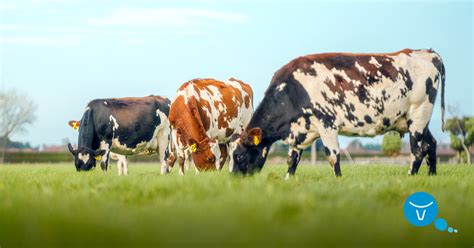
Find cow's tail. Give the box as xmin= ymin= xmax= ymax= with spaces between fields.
xmin=439 ymin=59 xmax=446 ymax=132
xmin=431 ymin=49 xmax=446 ymax=132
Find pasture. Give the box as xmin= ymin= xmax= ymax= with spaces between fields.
xmin=0 ymin=163 xmax=472 ymax=247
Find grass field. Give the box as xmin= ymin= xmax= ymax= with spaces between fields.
xmin=0 ymin=163 xmax=472 ymax=247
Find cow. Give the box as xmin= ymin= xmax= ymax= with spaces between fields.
xmin=67 ymin=96 xmax=172 ymax=174
xmin=168 ymin=78 xmax=253 ymax=174
xmin=68 ymin=120 xmax=129 ymax=175
xmin=231 ymin=49 xmax=445 ymax=178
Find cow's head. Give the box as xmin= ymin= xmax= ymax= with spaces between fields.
xmin=188 ymin=137 xmax=220 ymax=170
xmin=231 ymin=127 xmax=269 ymax=175
xmin=67 ymin=143 xmax=106 ymax=171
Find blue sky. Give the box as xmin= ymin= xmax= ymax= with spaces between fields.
xmin=1 ymin=0 xmax=472 ymax=147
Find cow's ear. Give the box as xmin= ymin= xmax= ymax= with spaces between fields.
xmin=68 ymin=120 xmax=80 ymax=130
xmin=67 ymin=143 xmax=77 ymax=155
xmin=187 ymin=138 xmax=199 ymax=153
xmin=247 ymin=128 xmax=262 ymax=146
xmin=94 ymin=149 xmax=106 ymax=156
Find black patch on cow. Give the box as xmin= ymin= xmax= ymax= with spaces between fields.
xmin=357 ymin=85 xmax=369 ymax=104
xmin=356 ymin=122 xmax=365 ymax=127
xmin=295 ymin=133 xmax=307 ymax=145
xmin=303 ymin=115 xmax=311 ymax=130
xmin=364 ymin=115 xmax=373 ymax=124
xmin=324 ymin=146 xmax=331 ymax=156
xmin=383 ymin=118 xmax=391 ymax=127
xmin=425 ymin=77 xmax=437 ymax=104
xmin=407 ymin=119 xmax=413 ymax=128
xmin=403 ymin=70 xmax=413 ymax=90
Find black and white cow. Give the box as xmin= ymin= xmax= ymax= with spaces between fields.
xmin=67 ymin=96 xmax=172 ymax=174
xmin=232 ymin=49 xmax=445 ymax=178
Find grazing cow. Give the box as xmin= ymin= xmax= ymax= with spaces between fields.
xmin=68 ymin=120 xmax=129 ymax=175
xmin=168 ymin=78 xmax=253 ymax=174
xmin=67 ymin=96 xmax=172 ymax=174
xmin=232 ymin=49 xmax=445 ymax=178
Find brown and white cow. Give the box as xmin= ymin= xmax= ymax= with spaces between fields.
xmin=168 ymin=78 xmax=253 ymax=174
xmin=232 ymin=49 xmax=445 ymax=178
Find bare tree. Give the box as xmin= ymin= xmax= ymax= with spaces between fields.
xmin=446 ymin=104 xmax=472 ymax=164
xmin=0 ymin=89 xmax=38 ymax=163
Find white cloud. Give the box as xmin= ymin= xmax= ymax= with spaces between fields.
xmin=0 ymin=24 xmax=91 ymax=33
xmin=0 ymin=35 xmax=83 ymax=46
xmin=88 ymin=7 xmax=248 ymax=28
xmin=0 ymin=8 xmax=248 ymax=46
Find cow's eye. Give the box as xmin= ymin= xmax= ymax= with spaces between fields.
xmin=236 ymin=154 xmax=244 ymax=162
xmin=207 ymin=156 xmax=215 ymax=162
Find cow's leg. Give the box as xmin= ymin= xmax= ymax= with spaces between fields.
xmin=116 ymin=156 xmax=123 ymax=176
xmin=115 ymin=154 xmax=127 ymax=176
xmin=407 ymin=103 xmax=433 ymax=175
xmin=185 ymin=151 xmax=192 ymax=171
xmin=318 ymin=128 xmax=341 ymax=177
xmin=227 ymin=142 xmax=237 ymax=173
xmin=408 ymin=130 xmax=427 ymax=175
xmin=158 ymin=134 xmax=170 ymax=175
xmin=425 ymin=129 xmax=437 ymax=175
xmin=217 ymin=144 xmax=228 ymax=171
xmin=121 ymin=156 xmax=129 ymax=176
xmin=99 ymin=140 xmax=112 ymax=172
xmin=285 ymin=147 xmax=303 ymax=180
xmin=177 ymin=148 xmax=186 ymax=176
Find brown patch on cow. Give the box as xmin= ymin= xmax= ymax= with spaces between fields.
xmin=219 ymin=144 xmax=228 ymax=167
xmin=244 ymin=95 xmax=251 ymax=108
xmin=225 ymin=128 xmax=234 ymax=137
xmin=169 ymin=95 xmax=208 ymax=145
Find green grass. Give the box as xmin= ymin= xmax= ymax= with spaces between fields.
xmin=0 ymin=163 xmax=472 ymax=247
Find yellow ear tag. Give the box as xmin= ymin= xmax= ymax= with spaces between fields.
xmin=73 ymin=124 xmax=79 ymax=130
xmin=95 ymin=155 xmax=102 ymax=161
xmin=189 ymin=143 xmax=197 ymax=153
xmin=253 ymin=136 xmax=260 ymax=146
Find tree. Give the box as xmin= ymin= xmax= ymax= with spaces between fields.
xmin=445 ymin=117 xmax=473 ymax=164
xmin=382 ymin=131 xmax=402 ymax=156
xmin=0 ymin=88 xmax=38 ymax=163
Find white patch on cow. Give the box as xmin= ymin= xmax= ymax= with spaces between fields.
xmin=284 ymin=173 xmax=290 ymax=180
xmin=209 ymin=141 xmax=221 ymax=170
xmin=109 ymin=115 xmax=119 ymax=131
xmin=104 ymin=101 xmax=108 ymax=105
xmin=227 ymin=139 xmax=239 ymax=172
xmin=78 ymin=153 xmax=90 ymax=164
xmin=276 ymin=83 xmax=286 ymax=92
xmin=262 ymin=147 xmax=268 ymax=158
xmin=355 ymin=62 xmax=367 ymax=73
xmin=369 ymin=57 xmax=382 ymax=68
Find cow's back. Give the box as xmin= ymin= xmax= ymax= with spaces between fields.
xmin=88 ymin=96 xmax=170 ymax=153
xmin=269 ymin=49 xmax=443 ymax=137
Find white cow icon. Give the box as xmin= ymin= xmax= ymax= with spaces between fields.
xmin=409 ymin=201 xmax=434 ymax=221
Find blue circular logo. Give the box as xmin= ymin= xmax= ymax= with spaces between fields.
xmin=404 ymin=192 xmax=438 ymax=226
